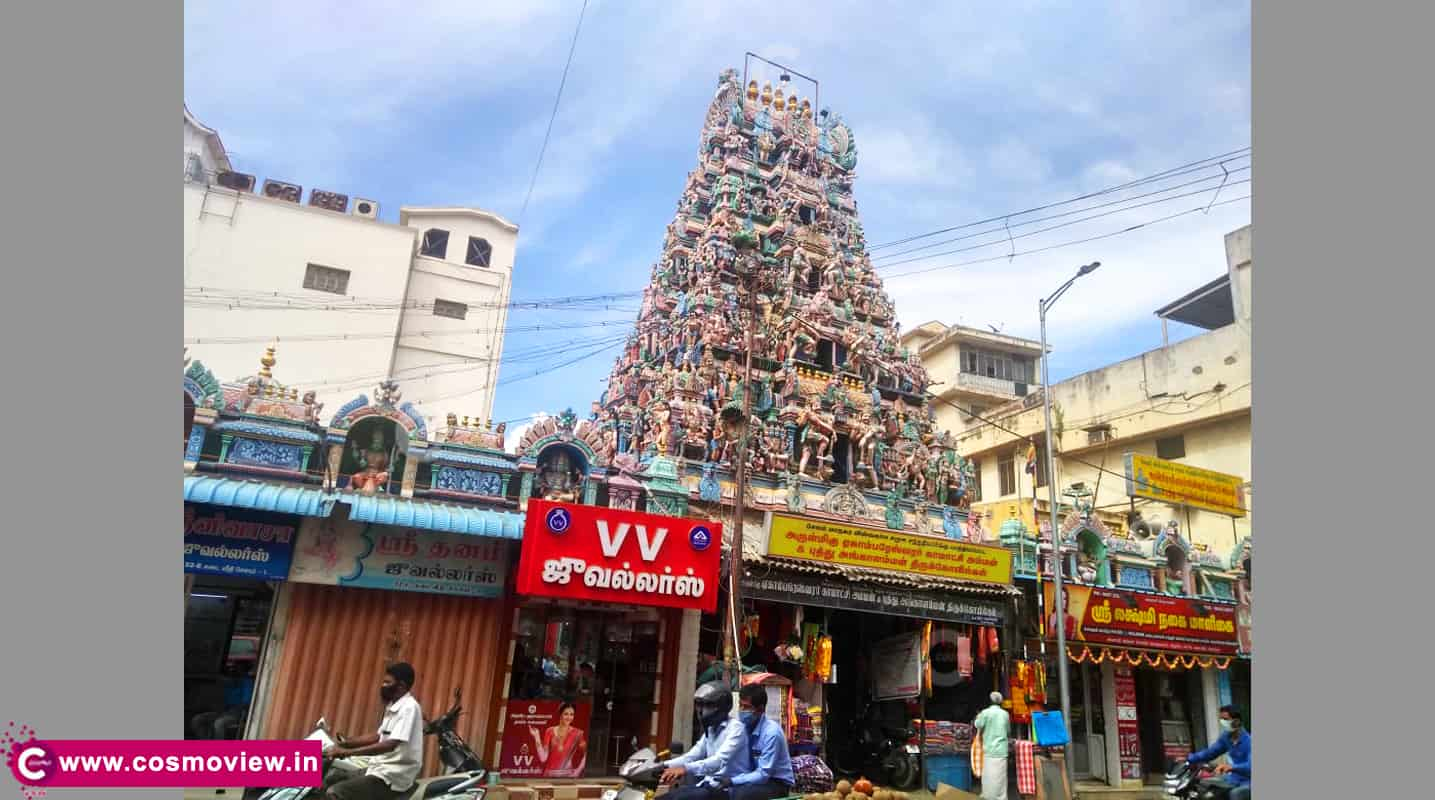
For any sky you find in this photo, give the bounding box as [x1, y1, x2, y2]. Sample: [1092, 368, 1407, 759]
[184, 0, 1251, 448]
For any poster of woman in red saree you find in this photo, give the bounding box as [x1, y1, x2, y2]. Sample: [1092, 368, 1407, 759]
[528, 702, 588, 778]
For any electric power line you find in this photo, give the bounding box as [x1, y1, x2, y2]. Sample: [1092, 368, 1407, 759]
[518, 0, 590, 227]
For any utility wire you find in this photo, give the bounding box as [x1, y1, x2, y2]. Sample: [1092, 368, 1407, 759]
[518, 0, 590, 227]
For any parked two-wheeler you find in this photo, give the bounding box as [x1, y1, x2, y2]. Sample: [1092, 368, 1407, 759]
[256, 688, 488, 800]
[830, 702, 920, 790]
[1164, 761, 1243, 800]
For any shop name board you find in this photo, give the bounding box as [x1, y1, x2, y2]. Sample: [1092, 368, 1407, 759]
[743, 573, 1004, 625]
[289, 518, 507, 599]
[1124, 454, 1246, 517]
[183, 504, 296, 580]
[515, 500, 722, 612]
[766, 513, 1012, 586]
[1043, 582, 1237, 656]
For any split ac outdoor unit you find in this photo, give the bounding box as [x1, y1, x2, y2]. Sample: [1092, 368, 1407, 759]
[309, 189, 349, 213]
[351, 198, 379, 219]
[215, 170, 256, 192]
[262, 179, 302, 203]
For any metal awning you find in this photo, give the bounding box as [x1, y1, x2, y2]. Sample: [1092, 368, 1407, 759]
[183, 475, 337, 517]
[1154, 275, 1235, 330]
[341, 493, 525, 539]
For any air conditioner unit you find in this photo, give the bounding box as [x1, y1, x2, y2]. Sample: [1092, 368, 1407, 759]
[1014, 382, 1029, 397]
[309, 189, 349, 213]
[215, 170, 256, 192]
[351, 198, 379, 219]
[262, 179, 302, 203]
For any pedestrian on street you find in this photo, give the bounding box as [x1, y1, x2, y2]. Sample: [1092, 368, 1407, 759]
[728, 684, 796, 800]
[973, 692, 1011, 800]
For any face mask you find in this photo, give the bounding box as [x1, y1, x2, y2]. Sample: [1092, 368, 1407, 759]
[381, 684, 402, 703]
[1218, 719, 1235, 733]
[740, 711, 757, 726]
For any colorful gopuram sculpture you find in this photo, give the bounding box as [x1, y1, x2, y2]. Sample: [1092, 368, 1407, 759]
[592, 69, 975, 512]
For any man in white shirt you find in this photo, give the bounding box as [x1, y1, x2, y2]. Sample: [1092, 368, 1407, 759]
[660, 681, 753, 800]
[323, 662, 426, 800]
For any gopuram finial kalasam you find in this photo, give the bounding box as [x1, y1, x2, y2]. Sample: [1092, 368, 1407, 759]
[590, 67, 973, 509]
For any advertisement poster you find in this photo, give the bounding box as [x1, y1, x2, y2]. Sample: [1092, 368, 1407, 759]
[183, 504, 297, 580]
[515, 500, 722, 612]
[1114, 667, 1142, 781]
[743, 573, 1004, 626]
[767, 513, 1012, 586]
[499, 700, 593, 778]
[1042, 583, 1238, 656]
[871, 631, 923, 700]
[289, 517, 507, 598]
[1124, 454, 1246, 517]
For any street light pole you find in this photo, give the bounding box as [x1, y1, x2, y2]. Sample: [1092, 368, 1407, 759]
[1038, 260, 1099, 789]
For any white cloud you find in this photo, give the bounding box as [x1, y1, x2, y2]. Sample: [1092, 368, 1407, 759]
[858, 117, 972, 188]
[505, 412, 550, 453]
[987, 140, 1052, 185]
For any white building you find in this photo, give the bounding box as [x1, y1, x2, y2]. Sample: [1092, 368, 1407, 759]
[182, 107, 516, 428]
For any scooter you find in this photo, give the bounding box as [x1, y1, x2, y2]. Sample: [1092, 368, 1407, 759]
[602, 742, 684, 800]
[830, 702, 920, 790]
[256, 688, 488, 800]
[1164, 760, 1242, 800]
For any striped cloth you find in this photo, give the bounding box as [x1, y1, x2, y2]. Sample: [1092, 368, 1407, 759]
[971, 735, 983, 777]
[1013, 740, 1036, 796]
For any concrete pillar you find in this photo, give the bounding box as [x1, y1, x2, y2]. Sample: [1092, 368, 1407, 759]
[1099, 661, 1123, 788]
[672, 609, 702, 749]
[1200, 668, 1223, 746]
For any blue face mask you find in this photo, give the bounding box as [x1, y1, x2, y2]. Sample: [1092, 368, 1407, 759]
[740, 711, 758, 726]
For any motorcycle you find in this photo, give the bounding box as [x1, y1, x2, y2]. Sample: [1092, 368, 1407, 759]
[1164, 760, 1242, 800]
[830, 702, 920, 790]
[602, 742, 684, 800]
[256, 688, 488, 800]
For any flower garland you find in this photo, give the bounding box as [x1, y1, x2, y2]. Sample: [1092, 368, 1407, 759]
[1067, 645, 1232, 671]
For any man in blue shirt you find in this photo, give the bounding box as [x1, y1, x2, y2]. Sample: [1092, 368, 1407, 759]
[662, 682, 753, 800]
[1187, 705, 1251, 800]
[729, 684, 795, 800]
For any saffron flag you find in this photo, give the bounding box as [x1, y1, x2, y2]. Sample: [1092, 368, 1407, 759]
[1025, 442, 1038, 474]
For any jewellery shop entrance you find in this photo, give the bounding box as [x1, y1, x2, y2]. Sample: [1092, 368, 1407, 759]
[742, 569, 1015, 792]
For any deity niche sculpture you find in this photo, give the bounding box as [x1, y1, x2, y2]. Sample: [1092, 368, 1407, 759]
[349, 427, 393, 495]
[538, 448, 582, 504]
[796, 405, 835, 478]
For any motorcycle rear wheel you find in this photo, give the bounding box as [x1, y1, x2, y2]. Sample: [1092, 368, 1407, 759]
[885, 755, 920, 791]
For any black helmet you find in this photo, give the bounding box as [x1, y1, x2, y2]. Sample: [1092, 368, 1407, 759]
[694, 680, 732, 731]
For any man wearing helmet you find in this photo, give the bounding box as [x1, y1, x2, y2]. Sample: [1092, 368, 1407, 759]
[659, 681, 753, 800]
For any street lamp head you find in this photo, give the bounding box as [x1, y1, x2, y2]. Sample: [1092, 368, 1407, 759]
[1077, 261, 1101, 277]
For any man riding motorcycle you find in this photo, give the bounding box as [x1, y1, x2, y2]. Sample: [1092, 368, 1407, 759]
[660, 681, 753, 800]
[320, 662, 426, 800]
[1186, 705, 1251, 800]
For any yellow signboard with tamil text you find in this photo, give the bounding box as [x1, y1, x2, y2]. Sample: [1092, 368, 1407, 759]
[766, 513, 1013, 586]
[1124, 453, 1246, 517]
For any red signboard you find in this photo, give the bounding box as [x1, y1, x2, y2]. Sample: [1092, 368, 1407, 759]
[1043, 583, 1238, 656]
[516, 500, 722, 612]
[499, 700, 594, 778]
[1114, 666, 1142, 781]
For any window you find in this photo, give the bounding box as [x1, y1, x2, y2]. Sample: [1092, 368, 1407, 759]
[433, 299, 468, 320]
[968, 459, 983, 502]
[1034, 444, 1049, 488]
[961, 347, 1035, 383]
[1086, 425, 1113, 446]
[302, 263, 350, 295]
[466, 237, 493, 268]
[420, 228, 450, 259]
[999, 453, 1017, 497]
[1156, 435, 1187, 460]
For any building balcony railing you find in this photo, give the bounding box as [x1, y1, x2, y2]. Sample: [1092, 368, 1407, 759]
[956, 371, 1030, 399]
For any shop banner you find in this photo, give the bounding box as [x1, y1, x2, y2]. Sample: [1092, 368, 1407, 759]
[498, 700, 593, 778]
[1114, 666, 1142, 781]
[183, 504, 297, 580]
[288, 517, 507, 598]
[1124, 454, 1246, 517]
[766, 513, 1012, 586]
[515, 500, 722, 612]
[1042, 583, 1238, 656]
[871, 632, 924, 700]
[743, 572, 1005, 625]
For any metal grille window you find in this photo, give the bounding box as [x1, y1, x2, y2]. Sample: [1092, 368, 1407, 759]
[466, 237, 493, 267]
[969, 459, 983, 502]
[433, 299, 468, 320]
[302, 263, 350, 295]
[420, 228, 450, 259]
[999, 454, 1017, 496]
[961, 347, 1035, 383]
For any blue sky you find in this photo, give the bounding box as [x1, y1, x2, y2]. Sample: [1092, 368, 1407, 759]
[184, 0, 1251, 443]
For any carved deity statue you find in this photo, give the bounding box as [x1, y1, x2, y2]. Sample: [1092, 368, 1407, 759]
[539, 449, 582, 503]
[349, 428, 392, 495]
